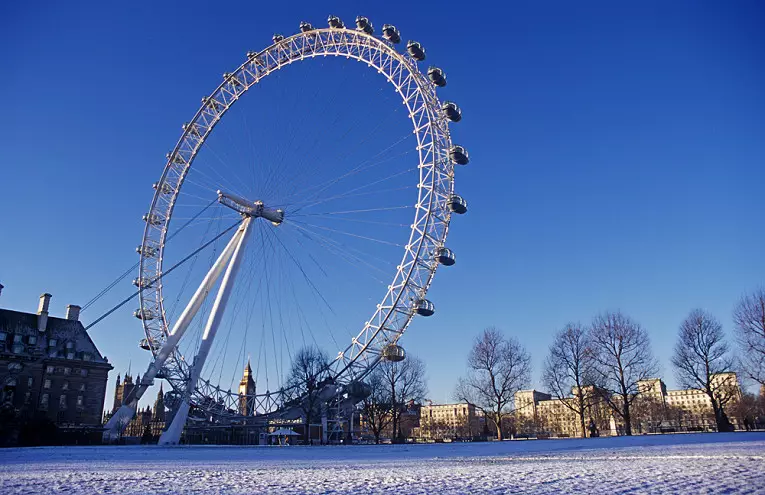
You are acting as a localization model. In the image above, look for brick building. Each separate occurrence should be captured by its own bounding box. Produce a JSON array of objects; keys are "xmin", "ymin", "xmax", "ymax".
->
[{"xmin": 0, "ymin": 291, "xmax": 112, "ymax": 427}]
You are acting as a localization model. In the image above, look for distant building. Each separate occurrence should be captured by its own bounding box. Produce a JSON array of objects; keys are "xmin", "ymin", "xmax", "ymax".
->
[
  {"xmin": 418, "ymin": 402, "xmax": 483, "ymax": 439},
  {"xmin": 238, "ymin": 360, "xmax": 256, "ymax": 416},
  {"xmin": 106, "ymin": 376, "xmax": 167, "ymax": 441},
  {"xmin": 0, "ymin": 291, "xmax": 112, "ymax": 428},
  {"xmin": 514, "ymin": 373, "xmax": 743, "ymax": 437}
]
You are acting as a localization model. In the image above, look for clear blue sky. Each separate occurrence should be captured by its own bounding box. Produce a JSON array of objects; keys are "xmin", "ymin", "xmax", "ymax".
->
[{"xmin": 1, "ymin": 1, "xmax": 764, "ymax": 411}]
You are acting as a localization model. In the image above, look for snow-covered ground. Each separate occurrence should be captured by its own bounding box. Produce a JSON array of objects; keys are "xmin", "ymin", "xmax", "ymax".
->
[{"xmin": 1, "ymin": 432, "xmax": 764, "ymax": 494}]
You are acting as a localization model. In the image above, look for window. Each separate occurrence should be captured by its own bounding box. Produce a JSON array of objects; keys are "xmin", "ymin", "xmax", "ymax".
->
[
  {"xmin": 27, "ymin": 377, "xmax": 33, "ymax": 387},
  {"xmin": 59, "ymin": 395, "xmax": 67, "ymax": 409},
  {"xmin": 40, "ymin": 393, "xmax": 49, "ymax": 409},
  {"xmin": 64, "ymin": 367, "xmax": 71, "ymax": 375},
  {"xmin": 79, "ymin": 383, "xmax": 86, "ymax": 392},
  {"xmin": 62, "ymin": 381, "xmax": 69, "ymax": 391},
  {"xmin": 80, "ymin": 369, "xmax": 88, "ymax": 377},
  {"xmin": 48, "ymin": 339, "xmax": 57, "ymax": 347},
  {"xmin": 27, "ymin": 335, "xmax": 37, "ymax": 345},
  {"xmin": 76, "ymin": 396, "xmax": 84, "ymax": 407},
  {"xmin": 44, "ymin": 379, "xmax": 51, "ymax": 389},
  {"xmin": 25, "ymin": 392, "xmax": 31, "ymax": 403},
  {"xmin": 0, "ymin": 332, "xmax": 6, "ymax": 341},
  {"xmin": 8, "ymin": 362, "xmax": 22, "ymax": 372},
  {"xmin": 46, "ymin": 365, "xmax": 54, "ymax": 374},
  {"xmin": 12, "ymin": 344, "xmax": 23, "ymax": 354},
  {"xmin": 13, "ymin": 334, "xmax": 22, "ymax": 343},
  {"xmin": 82, "ymin": 353, "xmax": 92, "ymax": 362},
  {"xmin": 66, "ymin": 341, "xmax": 74, "ymax": 349},
  {"xmin": 7, "ymin": 378, "xmax": 16, "ymax": 387},
  {"xmin": 66, "ymin": 352, "xmax": 75, "ymax": 360}
]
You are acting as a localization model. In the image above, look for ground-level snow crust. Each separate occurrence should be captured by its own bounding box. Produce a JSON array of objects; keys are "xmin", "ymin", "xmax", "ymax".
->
[{"xmin": 1, "ymin": 433, "xmax": 764, "ymax": 494}]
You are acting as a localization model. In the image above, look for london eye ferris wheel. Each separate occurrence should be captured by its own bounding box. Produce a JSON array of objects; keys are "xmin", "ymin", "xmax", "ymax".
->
[{"xmin": 105, "ymin": 15, "xmax": 469, "ymax": 444}]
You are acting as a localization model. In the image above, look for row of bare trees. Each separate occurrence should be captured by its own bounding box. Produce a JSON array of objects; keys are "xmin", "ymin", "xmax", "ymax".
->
[
  {"xmin": 450, "ymin": 288, "xmax": 765, "ymax": 439},
  {"xmin": 360, "ymin": 356, "xmax": 427, "ymax": 443}
]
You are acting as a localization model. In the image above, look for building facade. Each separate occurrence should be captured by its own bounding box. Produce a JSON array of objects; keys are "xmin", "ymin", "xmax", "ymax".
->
[
  {"xmin": 514, "ymin": 374, "xmax": 743, "ymax": 437},
  {"xmin": 418, "ymin": 402, "xmax": 483, "ymax": 439},
  {"xmin": 0, "ymin": 291, "xmax": 112, "ymax": 427}
]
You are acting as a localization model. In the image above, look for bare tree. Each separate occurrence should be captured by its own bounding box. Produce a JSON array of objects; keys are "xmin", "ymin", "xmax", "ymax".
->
[
  {"xmin": 454, "ymin": 327, "xmax": 531, "ymax": 440},
  {"xmin": 733, "ymin": 288, "xmax": 765, "ymax": 387},
  {"xmin": 285, "ymin": 345, "xmax": 331, "ymax": 443},
  {"xmin": 672, "ymin": 309, "xmax": 737, "ymax": 432},
  {"xmin": 378, "ymin": 355, "xmax": 427, "ymax": 441},
  {"xmin": 589, "ymin": 311, "xmax": 658, "ymax": 436},
  {"xmin": 359, "ymin": 367, "xmax": 392, "ymax": 444},
  {"xmin": 542, "ymin": 323, "xmax": 595, "ymax": 438}
]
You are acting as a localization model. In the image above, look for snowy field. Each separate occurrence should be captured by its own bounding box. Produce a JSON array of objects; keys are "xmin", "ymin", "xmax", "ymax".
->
[{"xmin": 1, "ymin": 433, "xmax": 764, "ymax": 494}]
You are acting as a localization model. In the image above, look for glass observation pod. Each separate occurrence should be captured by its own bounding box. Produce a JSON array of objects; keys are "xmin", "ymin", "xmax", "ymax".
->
[
  {"xmin": 133, "ymin": 308, "xmax": 157, "ymax": 321},
  {"xmin": 328, "ymin": 15, "xmax": 345, "ymax": 28},
  {"xmin": 132, "ymin": 277, "xmax": 154, "ymax": 288},
  {"xmin": 414, "ymin": 298, "xmax": 435, "ymax": 317},
  {"xmin": 272, "ymin": 34, "xmax": 285, "ymax": 43},
  {"xmin": 299, "ymin": 21, "xmax": 314, "ymax": 32},
  {"xmin": 448, "ymin": 194, "xmax": 468, "ymax": 214},
  {"xmin": 355, "ymin": 16, "xmax": 374, "ymax": 34},
  {"xmin": 139, "ymin": 338, "xmax": 160, "ymax": 352},
  {"xmin": 449, "ymin": 145, "xmax": 470, "ymax": 165},
  {"xmin": 356, "ymin": 16, "xmax": 374, "ymax": 34},
  {"xmin": 428, "ymin": 66, "xmax": 447, "ymax": 87},
  {"xmin": 346, "ymin": 381, "xmax": 372, "ymax": 399},
  {"xmin": 382, "ymin": 24, "xmax": 401, "ymax": 43},
  {"xmin": 442, "ymin": 101, "xmax": 462, "ymax": 122},
  {"xmin": 136, "ymin": 245, "xmax": 158, "ymax": 257},
  {"xmin": 406, "ymin": 41, "xmax": 426, "ymax": 61},
  {"xmin": 382, "ymin": 343, "xmax": 406, "ymax": 362},
  {"xmin": 436, "ymin": 247, "xmax": 456, "ymax": 266}
]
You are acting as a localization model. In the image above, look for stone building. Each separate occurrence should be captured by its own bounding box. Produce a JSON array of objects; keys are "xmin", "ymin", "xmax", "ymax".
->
[
  {"xmin": 418, "ymin": 402, "xmax": 483, "ymax": 439},
  {"xmin": 0, "ymin": 291, "xmax": 112, "ymax": 427},
  {"xmin": 106, "ymin": 377, "xmax": 167, "ymax": 441},
  {"xmin": 514, "ymin": 373, "xmax": 743, "ymax": 437},
  {"xmin": 238, "ymin": 360, "xmax": 256, "ymax": 416}
]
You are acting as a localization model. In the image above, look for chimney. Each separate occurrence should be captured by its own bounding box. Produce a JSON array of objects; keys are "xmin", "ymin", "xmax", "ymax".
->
[
  {"xmin": 66, "ymin": 305, "xmax": 81, "ymax": 321},
  {"xmin": 37, "ymin": 293, "xmax": 51, "ymax": 333}
]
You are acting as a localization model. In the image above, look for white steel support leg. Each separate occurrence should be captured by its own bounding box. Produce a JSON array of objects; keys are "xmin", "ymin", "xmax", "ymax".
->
[
  {"xmin": 103, "ymin": 220, "xmax": 246, "ymax": 442},
  {"xmin": 159, "ymin": 216, "xmax": 253, "ymax": 445}
]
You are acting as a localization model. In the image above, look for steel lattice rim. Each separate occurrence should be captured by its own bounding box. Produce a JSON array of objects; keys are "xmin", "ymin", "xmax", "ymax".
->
[{"xmin": 136, "ymin": 25, "xmax": 456, "ymax": 419}]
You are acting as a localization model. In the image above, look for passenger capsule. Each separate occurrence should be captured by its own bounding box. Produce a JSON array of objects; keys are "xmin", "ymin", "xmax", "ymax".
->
[
  {"xmin": 414, "ymin": 299, "xmax": 435, "ymax": 317},
  {"xmin": 382, "ymin": 343, "xmax": 406, "ymax": 362},
  {"xmin": 134, "ymin": 308, "xmax": 157, "ymax": 320},
  {"xmin": 436, "ymin": 247, "xmax": 456, "ymax": 266},
  {"xmin": 142, "ymin": 213, "xmax": 163, "ymax": 225},
  {"xmin": 132, "ymin": 277, "xmax": 154, "ymax": 288},
  {"xmin": 448, "ymin": 194, "xmax": 468, "ymax": 214},
  {"xmin": 442, "ymin": 101, "xmax": 462, "ymax": 122},
  {"xmin": 382, "ymin": 24, "xmax": 401, "ymax": 44},
  {"xmin": 355, "ymin": 16, "xmax": 374, "ymax": 34},
  {"xmin": 428, "ymin": 66, "xmax": 447, "ymax": 87},
  {"xmin": 406, "ymin": 40, "xmax": 425, "ymax": 61},
  {"xmin": 272, "ymin": 33, "xmax": 284, "ymax": 43},
  {"xmin": 136, "ymin": 245, "xmax": 157, "ymax": 257},
  {"xmin": 328, "ymin": 15, "xmax": 345, "ymax": 28},
  {"xmin": 139, "ymin": 338, "xmax": 160, "ymax": 351},
  {"xmin": 300, "ymin": 21, "xmax": 314, "ymax": 32},
  {"xmin": 449, "ymin": 145, "xmax": 470, "ymax": 165},
  {"xmin": 246, "ymin": 51, "xmax": 257, "ymax": 59}
]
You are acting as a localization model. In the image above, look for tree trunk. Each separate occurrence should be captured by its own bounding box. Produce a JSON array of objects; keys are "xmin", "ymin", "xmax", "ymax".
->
[
  {"xmin": 495, "ymin": 410, "xmax": 503, "ymax": 440},
  {"xmin": 579, "ymin": 412, "xmax": 587, "ymax": 439},
  {"xmin": 622, "ymin": 402, "xmax": 632, "ymax": 436}
]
